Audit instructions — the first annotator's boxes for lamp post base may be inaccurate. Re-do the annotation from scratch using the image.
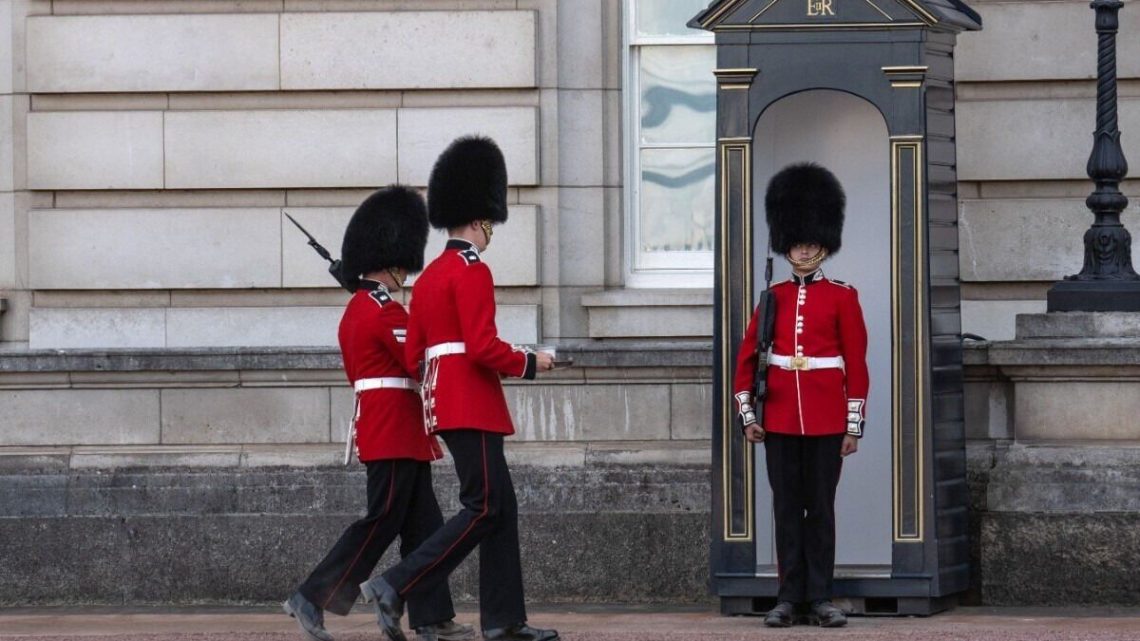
[1047,279,1140,312]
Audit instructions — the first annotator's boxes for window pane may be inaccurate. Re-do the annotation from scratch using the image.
[636,0,714,37]
[640,147,715,253]
[640,46,716,145]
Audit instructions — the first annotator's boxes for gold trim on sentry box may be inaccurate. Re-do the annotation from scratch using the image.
[720,140,754,543]
[889,136,926,543]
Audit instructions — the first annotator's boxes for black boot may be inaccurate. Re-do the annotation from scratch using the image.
[358,577,406,641]
[763,601,796,628]
[481,623,559,641]
[416,620,477,641]
[810,600,847,628]
[283,592,334,641]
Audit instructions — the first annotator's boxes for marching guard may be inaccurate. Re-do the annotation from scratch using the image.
[283,186,474,641]
[359,136,558,641]
[733,163,869,628]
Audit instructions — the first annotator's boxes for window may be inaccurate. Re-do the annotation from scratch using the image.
[624,0,716,288]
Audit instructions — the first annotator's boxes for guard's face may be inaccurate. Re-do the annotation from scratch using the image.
[789,242,822,262]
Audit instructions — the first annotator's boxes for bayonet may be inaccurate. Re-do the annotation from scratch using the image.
[284,212,350,291]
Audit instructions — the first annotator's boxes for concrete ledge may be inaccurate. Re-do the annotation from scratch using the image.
[979,513,1140,606]
[0,464,709,605]
[0,342,714,375]
[582,290,714,339]
[1016,312,1140,340]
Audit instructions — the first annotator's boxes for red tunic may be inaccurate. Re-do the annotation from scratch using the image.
[733,270,869,437]
[405,239,537,435]
[339,281,442,462]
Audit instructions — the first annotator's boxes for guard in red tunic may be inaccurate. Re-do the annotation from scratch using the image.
[284,186,474,641]
[359,137,557,641]
[732,164,869,629]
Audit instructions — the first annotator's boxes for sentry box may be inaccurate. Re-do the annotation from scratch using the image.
[691,0,981,616]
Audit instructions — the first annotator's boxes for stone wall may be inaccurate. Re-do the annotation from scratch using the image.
[954,1,1140,340]
[0,0,625,347]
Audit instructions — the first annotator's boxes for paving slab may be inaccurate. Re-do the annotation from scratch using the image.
[1,606,1139,641]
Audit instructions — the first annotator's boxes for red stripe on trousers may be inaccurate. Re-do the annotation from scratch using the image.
[401,433,489,595]
[322,464,397,610]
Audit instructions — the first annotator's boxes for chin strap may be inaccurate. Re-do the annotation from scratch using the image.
[786,248,828,270]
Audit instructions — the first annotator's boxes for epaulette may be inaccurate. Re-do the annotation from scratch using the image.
[368,290,392,307]
[458,249,482,265]
[828,278,853,289]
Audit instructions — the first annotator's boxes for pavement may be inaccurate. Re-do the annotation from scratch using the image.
[2,606,1140,641]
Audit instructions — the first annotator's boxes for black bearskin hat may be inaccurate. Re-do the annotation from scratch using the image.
[427,135,509,230]
[339,185,429,292]
[765,162,846,255]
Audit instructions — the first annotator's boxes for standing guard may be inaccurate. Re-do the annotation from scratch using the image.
[283,186,474,641]
[732,163,869,628]
[359,136,558,641]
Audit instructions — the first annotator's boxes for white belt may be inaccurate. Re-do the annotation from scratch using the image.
[769,353,845,371]
[353,377,417,392]
[425,342,466,360]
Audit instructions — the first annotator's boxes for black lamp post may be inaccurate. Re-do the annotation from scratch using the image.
[1047,0,1140,312]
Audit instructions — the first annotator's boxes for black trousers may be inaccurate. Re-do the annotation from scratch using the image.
[297,459,455,627]
[764,432,845,604]
[384,430,526,630]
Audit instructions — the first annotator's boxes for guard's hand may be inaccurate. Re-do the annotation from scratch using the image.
[535,351,556,372]
[744,425,766,443]
[841,435,859,457]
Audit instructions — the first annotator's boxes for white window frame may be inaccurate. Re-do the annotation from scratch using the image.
[623,0,716,289]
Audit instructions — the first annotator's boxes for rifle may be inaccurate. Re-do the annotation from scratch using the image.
[752,256,777,411]
[283,212,352,292]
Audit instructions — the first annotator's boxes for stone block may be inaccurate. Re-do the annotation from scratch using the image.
[583,289,715,339]
[27,112,163,190]
[413,206,540,287]
[240,445,343,468]
[504,382,670,441]
[979,513,1140,605]
[496,304,540,345]
[161,388,330,445]
[958,198,1130,282]
[165,110,398,189]
[503,443,587,467]
[557,90,604,186]
[963,378,1012,441]
[519,0,558,88]
[1016,312,1140,339]
[34,291,171,308]
[166,307,342,348]
[0,290,31,343]
[670,383,713,440]
[28,308,166,349]
[329,386,354,443]
[396,107,538,186]
[986,445,1140,513]
[28,208,282,289]
[70,446,243,469]
[1015,382,1140,441]
[280,11,536,90]
[556,0,602,89]
[557,187,606,286]
[0,96,13,192]
[0,389,160,446]
[0,6,12,94]
[961,300,1047,342]
[956,2,1140,83]
[27,14,279,93]
[958,98,1140,181]
[0,192,15,288]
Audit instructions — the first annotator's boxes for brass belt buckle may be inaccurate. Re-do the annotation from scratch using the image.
[790,355,809,370]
